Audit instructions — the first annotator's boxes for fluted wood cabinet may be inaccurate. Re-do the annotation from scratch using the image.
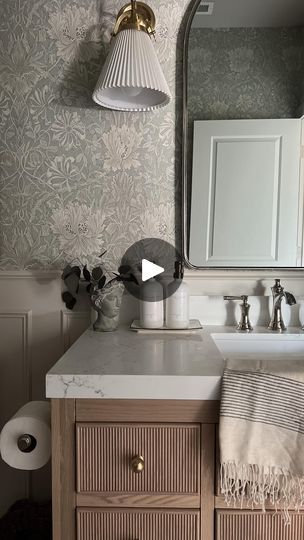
[51,399,304,540]
[77,508,200,540]
[76,423,200,496]
[216,510,304,540]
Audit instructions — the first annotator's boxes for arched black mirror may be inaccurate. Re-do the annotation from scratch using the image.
[183,0,304,270]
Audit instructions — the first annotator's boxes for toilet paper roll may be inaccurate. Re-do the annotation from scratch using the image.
[0,401,51,470]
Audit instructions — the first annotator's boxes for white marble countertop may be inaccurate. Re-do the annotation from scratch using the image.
[46,325,304,400]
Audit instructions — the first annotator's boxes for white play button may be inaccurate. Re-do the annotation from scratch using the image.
[142,259,164,282]
[120,238,182,300]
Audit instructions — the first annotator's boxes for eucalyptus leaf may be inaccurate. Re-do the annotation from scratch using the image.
[98,275,106,289]
[88,283,95,295]
[61,264,72,280]
[118,264,131,275]
[83,265,91,281]
[129,273,139,285]
[64,273,80,295]
[61,291,76,310]
[70,265,81,278]
[92,266,103,281]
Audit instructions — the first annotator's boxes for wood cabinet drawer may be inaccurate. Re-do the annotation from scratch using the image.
[76,423,200,495]
[77,508,200,540]
[216,510,304,540]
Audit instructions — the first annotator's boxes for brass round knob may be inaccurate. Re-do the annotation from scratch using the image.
[131,455,144,473]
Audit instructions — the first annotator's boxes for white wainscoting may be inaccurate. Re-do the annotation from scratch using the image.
[0,310,32,517]
[0,272,91,517]
[61,310,92,353]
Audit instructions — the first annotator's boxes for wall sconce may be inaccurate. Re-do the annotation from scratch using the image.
[92,1,172,111]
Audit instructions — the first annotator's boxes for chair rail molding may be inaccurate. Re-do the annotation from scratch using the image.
[0,270,61,280]
[0,267,304,295]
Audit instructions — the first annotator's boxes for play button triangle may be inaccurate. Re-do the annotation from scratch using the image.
[142,259,164,282]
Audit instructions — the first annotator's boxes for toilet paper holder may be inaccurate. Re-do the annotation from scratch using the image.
[17,434,37,453]
[0,401,51,470]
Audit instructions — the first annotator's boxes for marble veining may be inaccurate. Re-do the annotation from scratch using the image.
[46,325,304,400]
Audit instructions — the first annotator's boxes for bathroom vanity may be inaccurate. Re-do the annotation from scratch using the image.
[46,326,304,540]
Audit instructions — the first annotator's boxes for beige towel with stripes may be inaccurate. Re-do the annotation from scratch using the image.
[219,358,304,520]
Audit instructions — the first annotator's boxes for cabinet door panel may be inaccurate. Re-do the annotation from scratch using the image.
[190,118,302,267]
[77,508,199,540]
[216,510,304,540]
[76,423,200,495]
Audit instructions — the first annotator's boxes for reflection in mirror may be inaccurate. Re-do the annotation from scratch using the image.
[184,0,304,269]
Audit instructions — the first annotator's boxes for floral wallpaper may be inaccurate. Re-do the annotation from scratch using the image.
[0,0,188,270]
[3,1,302,272]
[186,26,304,202]
[188,27,304,121]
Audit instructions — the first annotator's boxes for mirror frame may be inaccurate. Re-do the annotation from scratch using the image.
[181,0,304,272]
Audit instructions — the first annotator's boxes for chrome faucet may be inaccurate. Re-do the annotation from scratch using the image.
[268,279,296,332]
[223,295,253,331]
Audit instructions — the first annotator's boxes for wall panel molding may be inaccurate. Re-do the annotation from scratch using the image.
[0,310,33,403]
[0,310,33,515]
[61,310,91,353]
[0,274,91,511]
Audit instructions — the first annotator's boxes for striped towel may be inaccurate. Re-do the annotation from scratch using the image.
[219,358,304,520]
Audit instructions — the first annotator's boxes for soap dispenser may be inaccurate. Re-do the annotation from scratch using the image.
[165,261,189,329]
[139,278,164,328]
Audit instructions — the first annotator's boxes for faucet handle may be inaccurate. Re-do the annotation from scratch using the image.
[224,295,253,332]
[285,291,296,306]
[224,295,248,303]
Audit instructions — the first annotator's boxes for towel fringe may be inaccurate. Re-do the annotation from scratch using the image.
[220,461,304,524]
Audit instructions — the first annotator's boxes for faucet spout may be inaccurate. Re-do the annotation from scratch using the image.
[268,280,296,332]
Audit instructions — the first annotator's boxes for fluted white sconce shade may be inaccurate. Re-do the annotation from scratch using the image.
[93,1,171,111]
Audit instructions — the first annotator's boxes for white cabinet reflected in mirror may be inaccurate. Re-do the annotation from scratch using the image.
[190,118,302,266]
[183,0,304,269]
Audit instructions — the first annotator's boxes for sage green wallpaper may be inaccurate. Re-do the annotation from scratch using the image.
[0,0,188,270]
[188,27,304,120]
[2,1,304,272]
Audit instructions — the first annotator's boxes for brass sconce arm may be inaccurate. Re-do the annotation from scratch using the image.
[113,1,156,36]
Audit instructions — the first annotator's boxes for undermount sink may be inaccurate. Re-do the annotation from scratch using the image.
[211,331,304,358]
